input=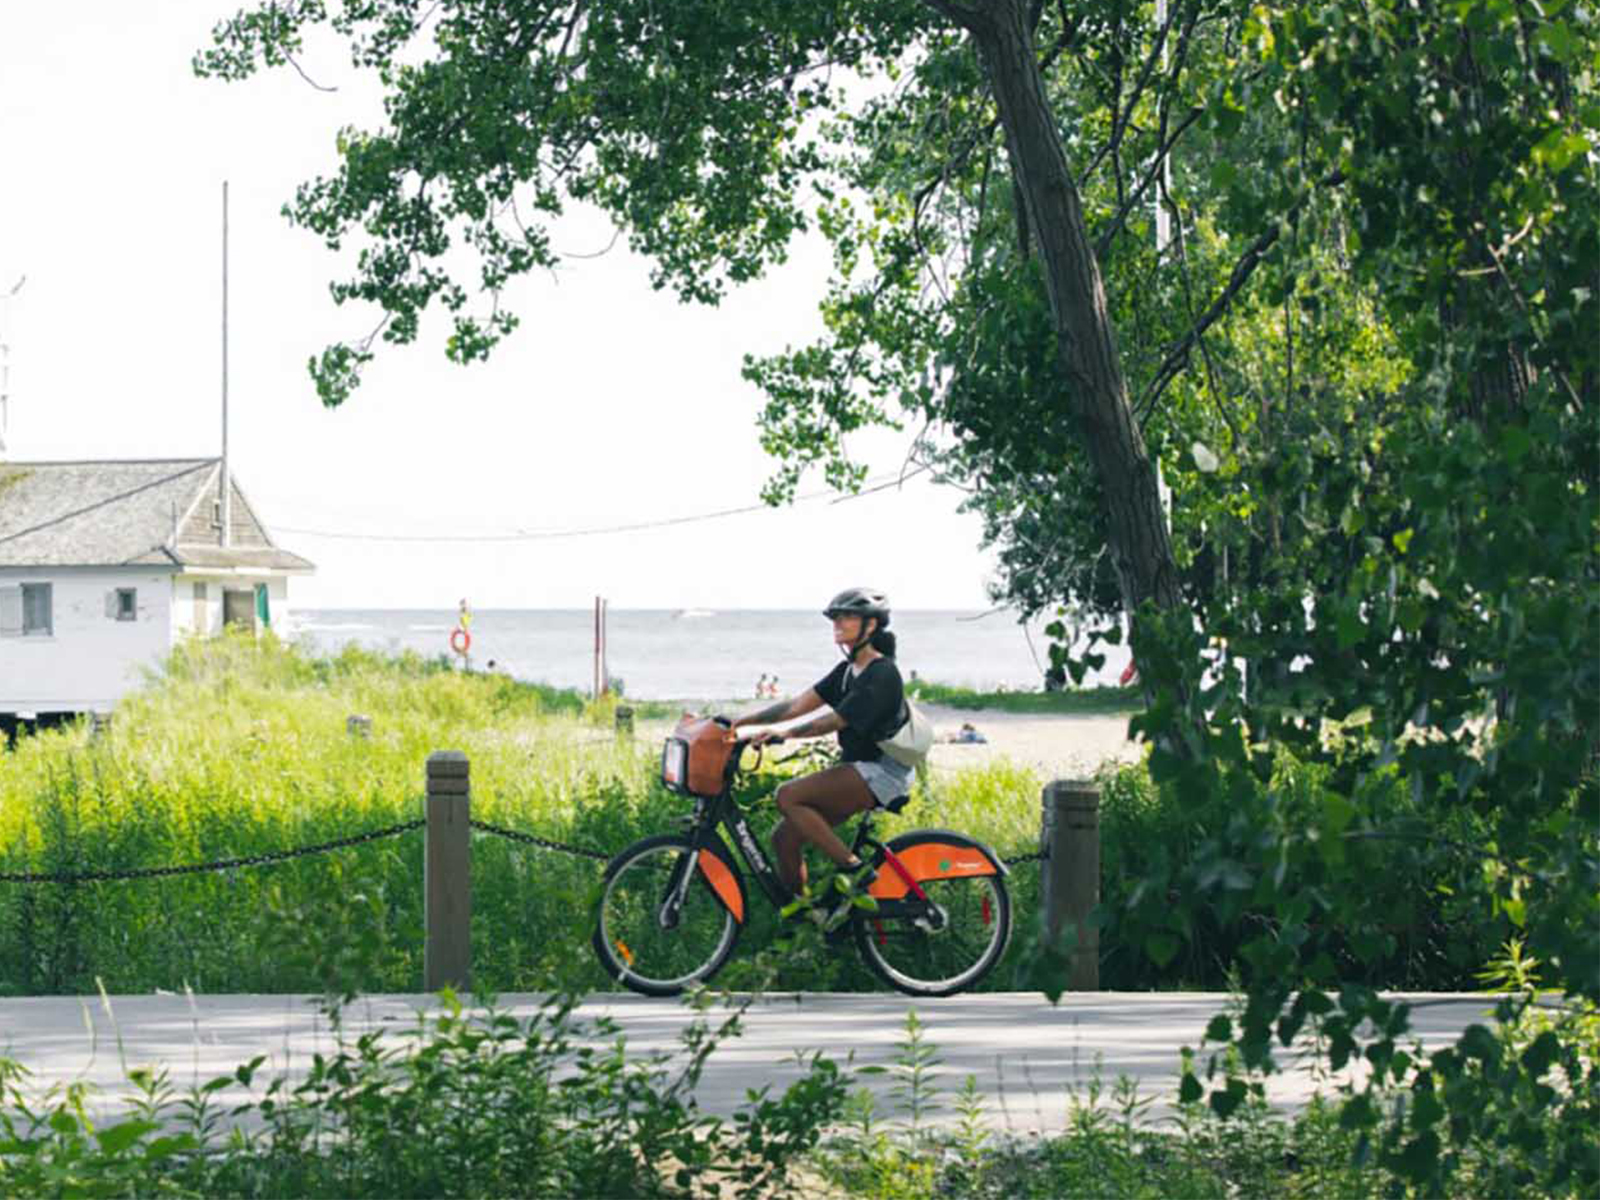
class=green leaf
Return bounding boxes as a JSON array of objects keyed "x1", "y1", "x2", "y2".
[
  {"x1": 1336, "y1": 605, "x2": 1365, "y2": 649},
  {"x1": 1145, "y1": 933, "x2": 1181, "y2": 966},
  {"x1": 145, "y1": 1134, "x2": 199, "y2": 1160},
  {"x1": 1178, "y1": 1071, "x2": 1203, "y2": 1104},
  {"x1": 1394, "y1": 1131, "x2": 1442, "y2": 1181},
  {"x1": 1321, "y1": 791, "x2": 1357, "y2": 835},
  {"x1": 1521, "y1": 1029, "x2": 1561, "y2": 1078},
  {"x1": 1458, "y1": 1024, "x2": 1502, "y2": 1066},
  {"x1": 1209, "y1": 1078, "x2": 1247, "y2": 1118},
  {"x1": 1339, "y1": 1091, "x2": 1377, "y2": 1129},
  {"x1": 1498, "y1": 423, "x2": 1532, "y2": 467},
  {"x1": 94, "y1": 1119, "x2": 157, "y2": 1155},
  {"x1": 1531, "y1": 129, "x2": 1590, "y2": 171}
]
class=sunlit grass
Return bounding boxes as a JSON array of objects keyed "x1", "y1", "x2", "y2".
[{"x1": 0, "y1": 636, "x2": 1060, "y2": 996}]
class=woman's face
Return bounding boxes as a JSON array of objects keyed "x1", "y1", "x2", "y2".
[{"x1": 831, "y1": 613, "x2": 873, "y2": 649}]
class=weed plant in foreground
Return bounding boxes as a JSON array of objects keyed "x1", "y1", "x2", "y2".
[
  {"x1": 812, "y1": 1006, "x2": 1596, "y2": 1200},
  {"x1": 2, "y1": 993, "x2": 1585, "y2": 1199},
  {"x1": 0, "y1": 987, "x2": 850, "y2": 1199}
]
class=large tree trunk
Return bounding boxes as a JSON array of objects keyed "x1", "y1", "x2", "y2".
[{"x1": 953, "y1": 0, "x2": 1183, "y2": 622}]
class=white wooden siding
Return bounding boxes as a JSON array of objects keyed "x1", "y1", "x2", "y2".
[{"x1": 0, "y1": 567, "x2": 173, "y2": 712}]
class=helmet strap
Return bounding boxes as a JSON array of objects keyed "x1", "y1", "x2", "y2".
[{"x1": 842, "y1": 617, "x2": 876, "y2": 665}]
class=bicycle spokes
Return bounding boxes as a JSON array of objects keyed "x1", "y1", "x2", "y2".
[{"x1": 594, "y1": 836, "x2": 742, "y2": 996}]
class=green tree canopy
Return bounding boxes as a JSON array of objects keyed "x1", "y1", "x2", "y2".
[{"x1": 198, "y1": 1, "x2": 1598, "y2": 1189}]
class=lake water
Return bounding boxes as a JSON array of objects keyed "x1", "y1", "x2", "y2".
[{"x1": 289, "y1": 608, "x2": 1133, "y2": 701}]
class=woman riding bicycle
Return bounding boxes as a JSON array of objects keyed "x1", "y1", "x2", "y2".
[{"x1": 731, "y1": 587, "x2": 910, "y2": 911}]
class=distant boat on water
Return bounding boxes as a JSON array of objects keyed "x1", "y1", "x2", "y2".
[{"x1": 672, "y1": 608, "x2": 715, "y2": 620}]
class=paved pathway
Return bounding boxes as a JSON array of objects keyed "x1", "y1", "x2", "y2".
[{"x1": 0, "y1": 991, "x2": 1496, "y2": 1132}]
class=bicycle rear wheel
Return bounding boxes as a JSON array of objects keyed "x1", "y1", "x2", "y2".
[
  {"x1": 854, "y1": 831, "x2": 1012, "y2": 997},
  {"x1": 592, "y1": 833, "x2": 745, "y2": 997}
]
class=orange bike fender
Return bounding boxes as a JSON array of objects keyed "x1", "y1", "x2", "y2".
[
  {"x1": 698, "y1": 850, "x2": 744, "y2": 923},
  {"x1": 870, "y1": 842, "x2": 997, "y2": 901}
]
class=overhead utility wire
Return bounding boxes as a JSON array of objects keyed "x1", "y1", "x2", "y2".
[{"x1": 269, "y1": 465, "x2": 931, "y2": 544}]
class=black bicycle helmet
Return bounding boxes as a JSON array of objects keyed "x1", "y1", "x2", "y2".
[
  {"x1": 824, "y1": 587, "x2": 890, "y2": 662},
  {"x1": 823, "y1": 587, "x2": 891, "y2": 627}
]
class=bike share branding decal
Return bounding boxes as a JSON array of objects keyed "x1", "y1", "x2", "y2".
[
  {"x1": 733, "y1": 818, "x2": 769, "y2": 875},
  {"x1": 870, "y1": 843, "x2": 996, "y2": 900}
]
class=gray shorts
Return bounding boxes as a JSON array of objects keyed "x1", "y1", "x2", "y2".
[{"x1": 850, "y1": 756, "x2": 914, "y2": 807}]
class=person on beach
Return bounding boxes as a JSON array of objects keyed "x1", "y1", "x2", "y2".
[
  {"x1": 755, "y1": 673, "x2": 769, "y2": 699},
  {"x1": 732, "y1": 588, "x2": 909, "y2": 926}
]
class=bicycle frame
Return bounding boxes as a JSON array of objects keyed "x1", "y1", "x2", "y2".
[{"x1": 655, "y1": 759, "x2": 934, "y2": 932}]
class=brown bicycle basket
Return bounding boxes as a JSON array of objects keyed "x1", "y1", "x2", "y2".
[{"x1": 660, "y1": 715, "x2": 737, "y2": 797}]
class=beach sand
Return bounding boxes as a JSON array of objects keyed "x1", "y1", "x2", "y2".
[{"x1": 919, "y1": 703, "x2": 1142, "y2": 779}]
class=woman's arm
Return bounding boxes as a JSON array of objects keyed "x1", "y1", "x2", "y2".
[
  {"x1": 778, "y1": 708, "x2": 846, "y2": 739},
  {"x1": 743, "y1": 705, "x2": 845, "y2": 746},
  {"x1": 732, "y1": 687, "x2": 825, "y2": 729}
]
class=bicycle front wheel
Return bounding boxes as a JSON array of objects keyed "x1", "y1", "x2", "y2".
[
  {"x1": 855, "y1": 831, "x2": 1012, "y2": 998},
  {"x1": 593, "y1": 833, "x2": 744, "y2": 997}
]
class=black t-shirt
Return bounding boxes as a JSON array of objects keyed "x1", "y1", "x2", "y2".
[{"x1": 813, "y1": 657, "x2": 906, "y2": 763}]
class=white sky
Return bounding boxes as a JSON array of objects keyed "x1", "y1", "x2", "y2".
[{"x1": 0, "y1": 2, "x2": 1006, "y2": 610}]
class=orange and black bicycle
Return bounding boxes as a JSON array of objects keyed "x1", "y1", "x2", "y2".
[{"x1": 592, "y1": 718, "x2": 1012, "y2": 998}]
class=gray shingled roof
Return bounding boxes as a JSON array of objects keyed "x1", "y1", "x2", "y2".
[{"x1": 0, "y1": 459, "x2": 314, "y2": 571}]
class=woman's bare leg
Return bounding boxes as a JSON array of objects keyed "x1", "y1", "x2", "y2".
[{"x1": 770, "y1": 766, "x2": 876, "y2": 895}]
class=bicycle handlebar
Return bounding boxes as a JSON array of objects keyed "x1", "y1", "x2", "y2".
[{"x1": 727, "y1": 732, "x2": 786, "y2": 780}]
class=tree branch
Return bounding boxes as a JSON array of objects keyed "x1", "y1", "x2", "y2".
[
  {"x1": 920, "y1": 0, "x2": 985, "y2": 32},
  {"x1": 1082, "y1": 0, "x2": 1182, "y2": 184},
  {"x1": 1093, "y1": 105, "x2": 1201, "y2": 258},
  {"x1": 1137, "y1": 172, "x2": 1344, "y2": 419}
]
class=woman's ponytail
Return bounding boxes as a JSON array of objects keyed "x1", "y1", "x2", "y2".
[{"x1": 870, "y1": 628, "x2": 897, "y2": 658}]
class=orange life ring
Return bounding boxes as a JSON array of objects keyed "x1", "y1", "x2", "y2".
[{"x1": 450, "y1": 627, "x2": 471, "y2": 655}]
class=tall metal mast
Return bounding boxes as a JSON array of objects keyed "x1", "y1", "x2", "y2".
[
  {"x1": 0, "y1": 276, "x2": 24, "y2": 461},
  {"x1": 220, "y1": 181, "x2": 232, "y2": 547}
]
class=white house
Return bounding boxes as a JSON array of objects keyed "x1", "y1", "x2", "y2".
[{"x1": 0, "y1": 458, "x2": 313, "y2": 718}]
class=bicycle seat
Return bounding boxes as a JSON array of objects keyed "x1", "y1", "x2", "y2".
[{"x1": 882, "y1": 795, "x2": 910, "y2": 814}]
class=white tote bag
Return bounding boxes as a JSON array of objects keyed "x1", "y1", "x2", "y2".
[{"x1": 878, "y1": 700, "x2": 934, "y2": 768}]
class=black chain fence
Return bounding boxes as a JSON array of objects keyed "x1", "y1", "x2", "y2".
[
  {"x1": 0, "y1": 816, "x2": 1044, "y2": 885},
  {"x1": 469, "y1": 819, "x2": 611, "y2": 861},
  {"x1": 0, "y1": 820, "x2": 427, "y2": 885}
]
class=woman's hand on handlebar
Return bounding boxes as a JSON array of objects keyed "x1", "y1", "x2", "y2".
[{"x1": 742, "y1": 726, "x2": 786, "y2": 747}]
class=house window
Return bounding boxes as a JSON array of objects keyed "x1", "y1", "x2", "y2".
[
  {"x1": 21, "y1": 583, "x2": 51, "y2": 636},
  {"x1": 115, "y1": 588, "x2": 137, "y2": 621}
]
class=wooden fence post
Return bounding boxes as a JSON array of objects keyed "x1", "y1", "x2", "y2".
[
  {"x1": 1041, "y1": 779, "x2": 1100, "y2": 991},
  {"x1": 425, "y1": 751, "x2": 471, "y2": 992}
]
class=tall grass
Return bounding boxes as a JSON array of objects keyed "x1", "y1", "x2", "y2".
[
  {"x1": 0, "y1": 635, "x2": 667, "y2": 995},
  {"x1": 0, "y1": 636, "x2": 1497, "y2": 995}
]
